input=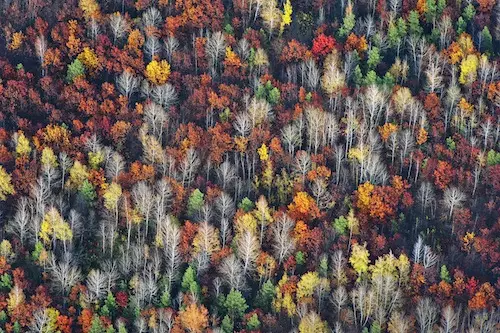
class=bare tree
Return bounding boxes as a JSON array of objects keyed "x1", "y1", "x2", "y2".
[
  {"x1": 109, "y1": 12, "x2": 129, "y2": 44},
  {"x1": 443, "y1": 186, "x2": 466, "y2": 222},
  {"x1": 117, "y1": 70, "x2": 140, "y2": 100},
  {"x1": 178, "y1": 148, "x2": 200, "y2": 187},
  {"x1": 29, "y1": 309, "x2": 50, "y2": 333},
  {"x1": 439, "y1": 305, "x2": 460, "y2": 333},
  {"x1": 49, "y1": 257, "x2": 82, "y2": 296},
  {"x1": 150, "y1": 83, "x2": 177, "y2": 109},
  {"x1": 144, "y1": 102, "x2": 168, "y2": 142},
  {"x1": 142, "y1": 7, "x2": 162, "y2": 31},
  {"x1": 86, "y1": 269, "x2": 107, "y2": 302},
  {"x1": 7, "y1": 197, "x2": 31, "y2": 246},
  {"x1": 236, "y1": 230, "x2": 260, "y2": 275},
  {"x1": 416, "y1": 298, "x2": 438, "y2": 333},
  {"x1": 218, "y1": 254, "x2": 247, "y2": 291},
  {"x1": 105, "y1": 152, "x2": 125, "y2": 181},
  {"x1": 34, "y1": 36, "x2": 47, "y2": 76},
  {"x1": 144, "y1": 36, "x2": 161, "y2": 61},
  {"x1": 271, "y1": 213, "x2": 296, "y2": 264},
  {"x1": 281, "y1": 123, "x2": 302, "y2": 156},
  {"x1": 164, "y1": 36, "x2": 179, "y2": 63},
  {"x1": 206, "y1": 31, "x2": 226, "y2": 77},
  {"x1": 216, "y1": 160, "x2": 237, "y2": 191},
  {"x1": 293, "y1": 150, "x2": 312, "y2": 184}
]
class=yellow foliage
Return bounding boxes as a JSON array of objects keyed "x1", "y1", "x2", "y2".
[
  {"x1": 378, "y1": 123, "x2": 398, "y2": 142},
  {"x1": 346, "y1": 209, "x2": 360, "y2": 235},
  {"x1": 297, "y1": 272, "x2": 320, "y2": 300},
  {"x1": 236, "y1": 212, "x2": 258, "y2": 235},
  {"x1": 41, "y1": 147, "x2": 59, "y2": 168},
  {"x1": 8, "y1": 32, "x2": 24, "y2": 51},
  {"x1": 79, "y1": 0, "x2": 100, "y2": 19},
  {"x1": 273, "y1": 274, "x2": 296, "y2": 317},
  {"x1": 459, "y1": 54, "x2": 479, "y2": 85},
  {"x1": 356, "y1": 182, "x2": 374, "y2": 211},
  {"x1": 77, "y1": 47, "x2": 99, "y2": 72},
  {"x1": 458, "y1": 97, "x2": 474, "y2": 115},
  {"x1": 179, "y1": 303, "x2": 209, "y2": 333},
  {"x1": 192, "y1": 222, "x2": 221, "y2": 256},
  {"x1": 258, "y1": 143, "x2": 269, "y2": 161},
  {"x1": 348, "y1": 146, "x2": 368, "y2": 162},
  {"x1": 280, "y1": 0, "x2": 293, "y2": 35},
  {"x1": 416, "y1": 127, "x2": 428, "y2": 145},
  {"x1": 7, "y1": 285, "x2": 25, "y2": 312},
  {"x1": 371, "y1": 252, "x2": 398, "y2": 279},
  {"x1": 67, "y1": 160, "x2": 89, "y2": 189},
  {"x1": 299, "y1": 312, "x2": 328, "y2": 333},
  {"x1": 103, "y1": 182, "x2": 122, "y2": 210},
  {"x1": 16, "y1": 132, "x2": 31, "y2": 156},
  {"x1": 0, "y1": 240, "x2": 14, "y2": 262},
  {"x1": 39, "y1": 208, "x2": 73, "y2": 244},
  {"x1": 145, "y1": 60, "x2": 171, "y2": 85},
  {"x1": 462, "y1": 232, "x2": 475, "y2": 252},
  {"x1": 0, "y1": 166, "x2": 15, "y2": 201},
  {"x1": 349, "y1": 242, "x2": 370, "y2": 279}
]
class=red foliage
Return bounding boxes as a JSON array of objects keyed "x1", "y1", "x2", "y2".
[{"x1": 311, "y1": 34, "x2": 336, "y2": 58}]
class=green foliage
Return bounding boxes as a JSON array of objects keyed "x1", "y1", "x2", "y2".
[
  {"x1": 353, "y1": 65, "x2": 363, "y2": 86},
  {"x1": 425, "y1": 0, "x2": 437, "y2": 23},
  {"x1": 160, "y1": 287, "x2": 171, "y2": 307},
  {"x1": 187, "y1": 189, "x2": 204, "y2": 217},
  {"x1": 367, "y1": 47, "x2": 381, "y2": 69},
  {"x1": 221, "y1": 315, "x2": 234, "y2": 333},
  {"x1": 239, "y1": 197, "x2": 255, "y2": 212},
  {"x1": 408, "y1": 11, "x2": 423, "y2": 36},
  {"x1": 481, "y1": 27, "x2": 493, "y2": 55},
  {"x1": 0, "y1": 310, "x2": 6, "y2": 323},
  {"x1": 338, "y1": 10, "x2": 355, "y2": 39},
  {"x1": 181, "y1": 266, "x2": 201, "y2": 296},
  {"x1": 440, "y1": 265, "x2": 451, "y2": 283},
  {"x1": 383, "y1": 72, "x2": 395, "y2": 87},
  {"x1": 255, "y1": 280, "x2": 275, "y2": 312},
  {"x1": 12, "y1": 322, "x2": 20, "y2": 333},
  {"x1": 463, "y1": 4, "x2": 476, "y2": 22},
  {"x1": 256, "y1": 81, "x2": 280, "y2": 105},
  {"x1": 456, "y1": 17, "x2": 467, "y2": 35},
  {"x1": 224, "y1": 24, "x2": 234, "y2": 35},
  {"x1": 79, "y1": 179, "x2": 97, "y2": 203},
  {"x1": 88, "y1": 151, "x2": 104, "y2": 169},
  {"x1": 295, "y1": 251, "x2": 305, "y2": 266},
  {"x1": 364, "y1": 70, "x2": 378, "y2": 85},
  {"x1": 0, "y1": 273, "x2": 12, "y2": 290},
  {"x1": 224, "y1": 289, "x2": 248, "y2": 319},
  {"x1": 219, "y1": 108, "x2": 231, "y2": 122},
  {"x1": 333, "y1": 215, "x2": 348, "y2": 235},
  {"x1": 32, "y1": 241, "x2": 44, "y2": 261},
  {"x1": 446, "y1": 137, "x2": 456, "y2": 151},
  {"x1": 105, "y1": 292, "x2": 117, "y2": 313},
  {"x1": 297, "y1": 12, "x2": 313, "y2": 37},
  {"x1": 66, "y1": 59, "x2": 85, "y2": 83},
  {"x1": 487, "y1": 150, "x2": 500, "y2": 166},
  {"x1": 371, "y1": 322, "x2": 382, "y2": 333},
  {"x1": 319, "y1": 256, "x2": 328, "y2": 277},
  {"x1": 89, "y1": 315, "x2": 105, "y2": 333},
  {"x1": 246, "y1": 313, "x2": 261, "y2": 330}
]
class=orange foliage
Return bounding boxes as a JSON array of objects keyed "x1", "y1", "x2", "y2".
[
  {"x1": 378, "y1": 123, "x2": 398, "y2": 142},
  {"x1": 416, "y1": 127, "x2": 428, "y2": 145},
  {"x1": 433, "y1": 160, "x2": 453, "y2": 190},
  {"x1": 288, "y1": 191, "x2": 321, "y2": 222},
  {"x1": 178, "y1": 303, "x2": 209, "y2": 333}
]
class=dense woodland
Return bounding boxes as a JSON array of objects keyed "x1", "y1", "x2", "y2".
[{"x1": 0, "y1": 0, "x2": 498, "y2": 332}]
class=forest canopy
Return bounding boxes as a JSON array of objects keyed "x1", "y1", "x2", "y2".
[{"x1": 0, "y1": 0, "x2": 499, "y2": 332}]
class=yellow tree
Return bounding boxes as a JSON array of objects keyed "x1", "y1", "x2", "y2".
[
  {"x1": 7, "y1": 285, "x2": 25, "y2": 312},
  {"x1": 67, "y1": 160, "x2": 89, "y2": 189},
  {"x1": 273, "y1": 274, "x2": 296, "y2": 317},
  {"x1": 41, "y1": 147, "x2": 58, "y2": 168},
  {"x1": 103, "y1": 182, "x2": 122, "y2": 211},
  {"x1": 178, "y1": 303, "x2": 209, "y2": 333},
  {"x1": 0, "y1": 166, "x2": 15, "y2": 201},
  {"x1": 298, "y1": 311, "x2": 329, "y2": 333},
  {"x1": 145, "y1": 60, "x2": 171, "y2": 85},
  {"x1": 79, "y1": 0, "x2": 100, "y2": 19},
  {"x1": 39, "y1": 207, "x2": 73, "y2": 248},
  {"x1": 297, "y1": 272, "x2": 320, "y2": 303},
  {"x1": 280, "y1": 0, "x2": 293, "y2": 35},
  {"x1": 15, "y1": 131, "x2": 31, "y2": 156},
  {"x1": 192, "y1": 221, "x2": 220, "y2": 257},
  {"x1": 349, "y1": 242, "x2": 370, "y2": 280},
  {"x1": 459, "y1": 54, "x2": 479, "y2": 85},
  {"x1": 77, "y1": 47, "x2": 99, "y2": 73}
]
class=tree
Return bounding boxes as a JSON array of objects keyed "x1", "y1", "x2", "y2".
[
  {"x1": 116, "y1": 70, "x2": 139, "y2": 100},
  {"x1": 145, "y1": 60, "x2": 171, "y2": 85},
  {"x1": 299, "y1": 311, "x2": 329, "y2": 333},
  {"x1": 312, "y1": 34, "x2": 336, "y2": 58},
  {"x1": 178, "y1": 303, "x2": 209, "y2": 333},
  {"x1": 236, "y1": 230, "x2": 259, "y2": 275},
  {"x1": 349, "y1": 243, "x2": 370, "y2": 279},
  {"x1": 0, "y1": 166, "x2": 15, "y2": 201},
  {"x1": 187, "y1": 189, "x2": 204, "y2": 218},
  {"x1": 443, "y1": 186, "x2": 466, "y2": 223},
  {"x1": 272, "y1": 214, "x2": 296, "y2": 264},
  {"x1": 66, "y1": 59, "x2": 85, "y2": 83},
  {"x1": 224, "y1": 289, "x2": 248, "y2": 319}
]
